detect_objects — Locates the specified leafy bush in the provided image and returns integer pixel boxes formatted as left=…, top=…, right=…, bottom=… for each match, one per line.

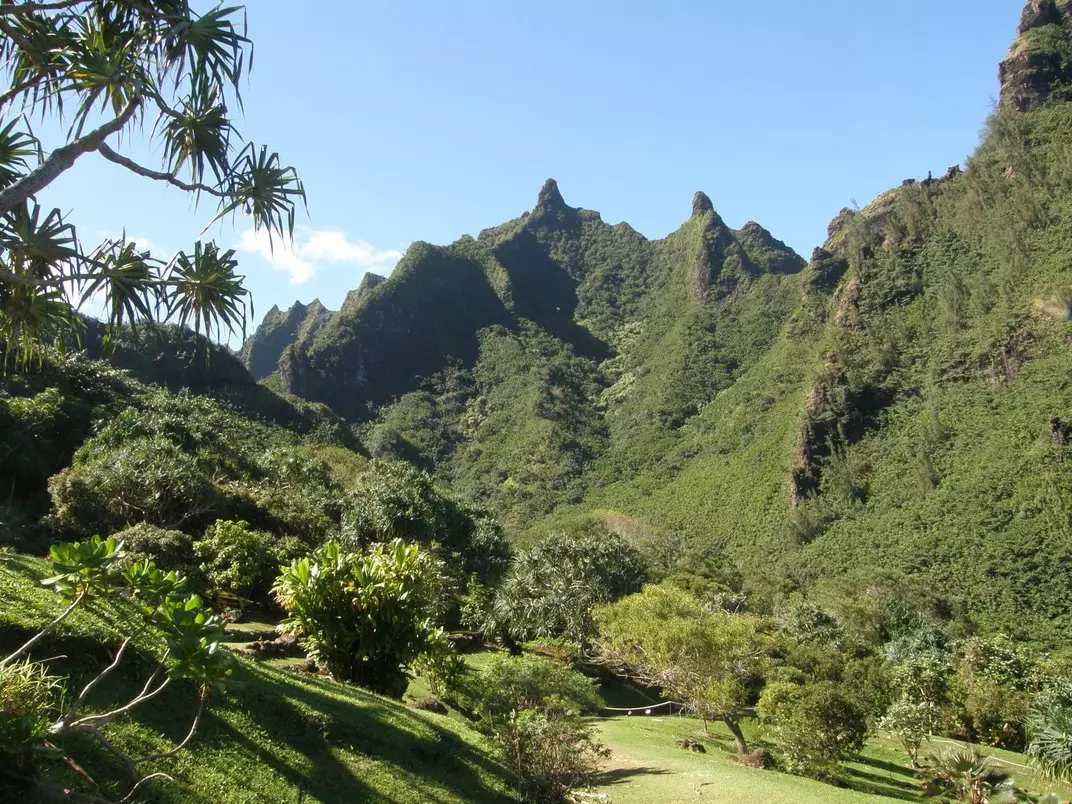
left=490, top=526, right=646, bottom=645
left=195, top=519, right=286, bottom=604
left=473, top=654, right=605, bottom=803
left=1026, top=680, right=1072, bottom=782
left=114, top=522, right=197, bottom=579
left=0, top=659, right=63, bottom=775
left=273, top=539, right=445, bottom=697
left=921, top=745, right=1021, bottom=803
left=757, top=680, right=869, bottom=778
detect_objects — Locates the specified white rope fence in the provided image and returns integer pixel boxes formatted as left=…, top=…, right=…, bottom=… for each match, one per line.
left=599, top=700, right=686, bottom=716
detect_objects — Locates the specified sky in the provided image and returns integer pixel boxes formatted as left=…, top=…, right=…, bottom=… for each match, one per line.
left=36, top=1, right=1022, bottom=341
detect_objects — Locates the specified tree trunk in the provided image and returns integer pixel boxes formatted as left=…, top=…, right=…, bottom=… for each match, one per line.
left=723, top=716, right=748, bottom=758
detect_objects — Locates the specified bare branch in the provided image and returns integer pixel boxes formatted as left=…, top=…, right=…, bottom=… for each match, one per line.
left=56, top=637, right=133, bottom=728
left=97, top=142, right=225, bottom=198
left=0, top=588, right=87, bottom=667
left=0, top=94, right=140, bottom=215
left=70, top=675, right=171, bottom=729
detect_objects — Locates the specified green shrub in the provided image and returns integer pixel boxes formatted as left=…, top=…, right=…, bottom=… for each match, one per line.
left=757, top=680, right=869, bottom=778
left=113, top=522, right=197, bottom=579
left=273, top=539, right=444, bottom=697
left=0, top=659, right=64, bottom=775
left=1026, top=680, right=1072, bottom=781
left=474, top=654, right=605, bottom=803
left=195, top=519, right=283, bottom=604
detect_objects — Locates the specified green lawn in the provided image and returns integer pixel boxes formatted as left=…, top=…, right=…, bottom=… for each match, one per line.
left=0, top=553, right=513, bottom=803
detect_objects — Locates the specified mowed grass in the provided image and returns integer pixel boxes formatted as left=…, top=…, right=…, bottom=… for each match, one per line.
left=590, top=711, right=1072, bottom=804
left=0, top=553, right=512, bottom=803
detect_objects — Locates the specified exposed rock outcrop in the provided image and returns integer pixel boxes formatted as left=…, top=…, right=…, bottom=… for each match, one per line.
left=999, top=0, right=1072, bottom=112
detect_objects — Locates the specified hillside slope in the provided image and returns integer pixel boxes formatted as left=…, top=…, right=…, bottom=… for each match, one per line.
left=244, top=1, right=1072, bottom=644
left=0, top=555, right=512, bottom=803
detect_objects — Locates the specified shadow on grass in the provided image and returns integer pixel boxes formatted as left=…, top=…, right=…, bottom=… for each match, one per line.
left=209, top=661, right=510, bottom=803
left=840, top=757, right=921, bottom=802
left=594, top=766, right=672, bottom=786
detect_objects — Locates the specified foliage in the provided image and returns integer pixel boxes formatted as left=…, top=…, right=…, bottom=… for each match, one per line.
left=0, top=536, right=230, bottom=795
left=195, top=519, right=289, bottom=604
left=0, top=552, right=516, bottom=802
left=757, top=679, right=869, bottom=778
left=1026, top=681, right=1072, bottom=782
left=473, top=654, right=605, bottom=803
left=881, top=697, right=941, bottom=767
left=921, top=744, right=1023, bottom=803
left=47, top=387, right=348, bottom=542
left=114, top=522, right=197, bottom=579
left=0, top=0, right=305, bottom=366
left=273, top=539, right=444, bottom=697
left=594, top=583, right=774, bottom=757
left=342, top=459, right=511, bottom=589
left=489, top=525, right=646, bottom=645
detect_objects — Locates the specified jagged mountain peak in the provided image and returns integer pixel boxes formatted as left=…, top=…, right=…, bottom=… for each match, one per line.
left=692, top=191, right=714, bottom=217
left=535, top=177, right=568, bottom=215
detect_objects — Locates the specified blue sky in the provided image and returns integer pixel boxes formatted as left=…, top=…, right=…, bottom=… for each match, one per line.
left=39, top=1, right=1021, bottom=339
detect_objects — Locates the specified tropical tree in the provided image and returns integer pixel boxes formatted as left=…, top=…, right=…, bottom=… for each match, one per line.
left=272, top=539, right=446, bottom=697
left=1026, top=681, right=1072, bottom=782
left=0, top=1, right=304, bottom=365
left=594, top=583, right=774, bottom=760
left=488, top=527, right=646, bottom=647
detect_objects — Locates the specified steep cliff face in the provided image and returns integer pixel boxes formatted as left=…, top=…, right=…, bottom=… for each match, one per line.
left=240, top=299, right=332, bottom=381
left=999, top=0, right=1072, bottom=111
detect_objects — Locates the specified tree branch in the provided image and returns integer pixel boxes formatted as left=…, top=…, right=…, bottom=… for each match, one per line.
left=56, top=637, right=133, bottom=728
left=0, top=94, right=140, bottom=215
left=97, top=142, right=225, bottom=198
left=0, top=588, right=87, bottom=667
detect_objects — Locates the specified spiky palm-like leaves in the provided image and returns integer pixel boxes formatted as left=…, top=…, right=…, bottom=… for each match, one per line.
left=0, top=1, right=304, bottom=365
left=1026, top=682, right=1072, bottom=782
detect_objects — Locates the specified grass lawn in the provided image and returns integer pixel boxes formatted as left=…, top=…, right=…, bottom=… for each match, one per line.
left=0, top=553, right=513, bottom=803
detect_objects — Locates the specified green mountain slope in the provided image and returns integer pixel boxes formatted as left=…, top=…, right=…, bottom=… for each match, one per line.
left=243, top=1, right=1072, bottom=644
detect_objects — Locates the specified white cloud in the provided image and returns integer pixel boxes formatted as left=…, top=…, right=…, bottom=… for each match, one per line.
left=237, top=227, right=402, bottom=285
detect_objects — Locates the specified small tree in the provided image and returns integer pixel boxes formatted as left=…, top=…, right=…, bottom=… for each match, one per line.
left=757, top=680, right=869, bottom=777
left=490, top=527, right=646, bottom=646
left=0, top=1, right=305, bottom=365
left=594, top=583, right=773, bottom=759
left=881, top=697, right=941, bottom=768
left=473, top=654, right=606, bottom=803
left=273, top=539, right=445, bottom=697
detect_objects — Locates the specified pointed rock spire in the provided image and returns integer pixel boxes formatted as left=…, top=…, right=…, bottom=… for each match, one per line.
left=692, top=191, right=714, bottom=217
left=535, top=178, right=566, bottom=216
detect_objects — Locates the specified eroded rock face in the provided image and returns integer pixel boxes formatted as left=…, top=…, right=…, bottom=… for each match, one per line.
left=999, top=0, right=1072, bottom=112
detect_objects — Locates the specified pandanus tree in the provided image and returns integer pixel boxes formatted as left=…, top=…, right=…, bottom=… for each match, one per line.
left=0, top=1, right=305, bottom=366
